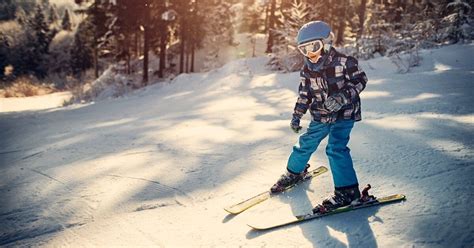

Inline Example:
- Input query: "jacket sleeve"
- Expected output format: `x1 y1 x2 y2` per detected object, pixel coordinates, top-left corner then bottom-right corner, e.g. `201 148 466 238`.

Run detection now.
341 56 368 104
293 71 313 119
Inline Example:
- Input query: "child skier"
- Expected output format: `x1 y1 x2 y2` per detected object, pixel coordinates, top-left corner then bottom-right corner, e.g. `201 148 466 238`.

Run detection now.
270 21 368 214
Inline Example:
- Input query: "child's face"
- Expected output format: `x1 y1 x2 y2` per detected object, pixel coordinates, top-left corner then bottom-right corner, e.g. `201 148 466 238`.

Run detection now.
307 49 322 63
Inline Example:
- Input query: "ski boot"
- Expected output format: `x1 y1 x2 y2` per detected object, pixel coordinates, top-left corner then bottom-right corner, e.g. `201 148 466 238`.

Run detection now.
270 164 310 193
312 184 362 214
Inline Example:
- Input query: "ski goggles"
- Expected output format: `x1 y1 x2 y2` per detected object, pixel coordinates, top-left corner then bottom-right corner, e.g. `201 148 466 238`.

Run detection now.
297 40 324 56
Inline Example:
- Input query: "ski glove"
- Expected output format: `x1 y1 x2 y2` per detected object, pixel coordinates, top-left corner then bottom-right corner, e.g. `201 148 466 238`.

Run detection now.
290 115 302 133
324 93 348 113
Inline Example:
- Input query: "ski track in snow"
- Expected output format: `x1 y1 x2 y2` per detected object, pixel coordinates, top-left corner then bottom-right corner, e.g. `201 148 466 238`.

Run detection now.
0 44 473 247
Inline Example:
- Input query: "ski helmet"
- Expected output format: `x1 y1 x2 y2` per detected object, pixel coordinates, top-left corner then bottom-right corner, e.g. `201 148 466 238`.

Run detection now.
296 21 334 70
297 21 334 53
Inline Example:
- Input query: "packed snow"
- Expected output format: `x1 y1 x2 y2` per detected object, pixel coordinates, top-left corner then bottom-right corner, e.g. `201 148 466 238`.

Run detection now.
0 92 71 113
0 44 473 247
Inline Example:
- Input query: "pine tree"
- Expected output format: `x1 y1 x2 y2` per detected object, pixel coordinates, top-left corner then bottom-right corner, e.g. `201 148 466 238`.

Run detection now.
240 0 264 59
240 0 263 33
32 4 51 49
142 0 151 83
47 30 74 80
0 0 16 21
201 0 234 71
0 32 10 79
70 21 94 79
15 0 36 16
332 0 349 46
74 0 112 78
276 0 310 50
414 0 443 45
25 4 54 78
152 0 173 77
359 1 396 57
268 0 310 71
357 0 368 40
187 0 205 73
441 0 473 43
48 5 59 25
108 1 131 74
173 0 191 74
313 0 335 26
61 9 72 31
40 0 50 9
387 4 419 55
265 0 277 53
15 7 28 26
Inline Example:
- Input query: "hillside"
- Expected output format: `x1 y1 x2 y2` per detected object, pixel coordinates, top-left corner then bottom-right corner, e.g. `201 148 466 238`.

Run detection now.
0 44 473 247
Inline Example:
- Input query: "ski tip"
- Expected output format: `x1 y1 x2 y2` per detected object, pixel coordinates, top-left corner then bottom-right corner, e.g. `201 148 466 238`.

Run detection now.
247 224 268 231
224 207 241 215
376 193 407 203
391 193 406 200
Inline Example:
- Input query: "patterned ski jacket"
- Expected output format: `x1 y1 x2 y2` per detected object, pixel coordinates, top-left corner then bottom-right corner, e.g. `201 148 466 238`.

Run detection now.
293 48 368 123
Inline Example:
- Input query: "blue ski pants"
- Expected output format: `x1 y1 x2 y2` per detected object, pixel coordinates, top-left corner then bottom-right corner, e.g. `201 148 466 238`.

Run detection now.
287 120 358 188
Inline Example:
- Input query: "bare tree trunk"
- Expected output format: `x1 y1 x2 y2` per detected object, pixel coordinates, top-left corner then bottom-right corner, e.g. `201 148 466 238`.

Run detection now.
93 42 99 78
356 0 367 54
126 45 131 75
191 41 195 72
158 30 166 78
127 55 130 75
142 1 150 84
265 0 276 53
252 37 256 57
179 8 186 74
358 0 367 39
92 0 99 79
93 23 99 78
335 0 347 46
134 32 138 57
264 4 269 33
143 27 149 84
179 36 185 73
396 0 408 26
190 0 197 73
185 49 189 73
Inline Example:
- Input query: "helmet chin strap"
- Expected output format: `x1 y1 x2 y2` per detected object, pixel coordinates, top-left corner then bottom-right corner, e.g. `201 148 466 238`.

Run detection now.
323 32 335 52
308 56 320 63
323 43 332 53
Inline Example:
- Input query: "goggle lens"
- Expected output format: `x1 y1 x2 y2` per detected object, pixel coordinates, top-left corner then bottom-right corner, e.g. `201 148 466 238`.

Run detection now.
298 40 323 56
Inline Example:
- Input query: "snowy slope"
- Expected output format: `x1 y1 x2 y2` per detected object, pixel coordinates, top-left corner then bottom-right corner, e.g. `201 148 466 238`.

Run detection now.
0 44 473 247
0 92 72 113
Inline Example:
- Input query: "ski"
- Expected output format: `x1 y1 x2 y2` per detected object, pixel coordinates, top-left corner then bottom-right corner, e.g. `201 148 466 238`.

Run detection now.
224 165 328 215
247 193 406 230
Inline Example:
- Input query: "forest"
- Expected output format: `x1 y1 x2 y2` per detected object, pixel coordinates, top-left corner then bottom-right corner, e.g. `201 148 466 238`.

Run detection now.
0 0 472 95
